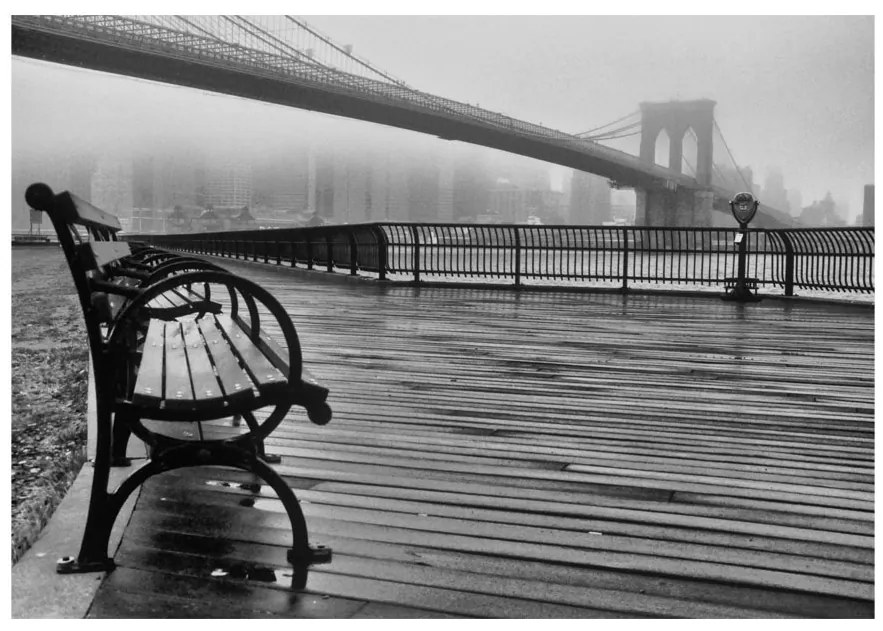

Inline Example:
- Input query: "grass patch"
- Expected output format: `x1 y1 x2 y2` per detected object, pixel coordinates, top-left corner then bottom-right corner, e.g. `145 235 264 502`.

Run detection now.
11 247 90 564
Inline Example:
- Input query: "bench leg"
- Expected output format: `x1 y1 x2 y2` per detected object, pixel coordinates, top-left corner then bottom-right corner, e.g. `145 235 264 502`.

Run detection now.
241 411 281 464
58 401 121 573
111 412 133 467
247 456 331 588
59 457 169 574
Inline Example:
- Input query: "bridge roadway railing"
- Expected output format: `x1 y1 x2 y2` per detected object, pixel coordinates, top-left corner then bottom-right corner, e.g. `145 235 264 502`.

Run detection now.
128 224 874 296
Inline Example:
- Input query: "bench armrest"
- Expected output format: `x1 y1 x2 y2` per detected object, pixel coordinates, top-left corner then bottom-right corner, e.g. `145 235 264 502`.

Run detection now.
108 270 304 382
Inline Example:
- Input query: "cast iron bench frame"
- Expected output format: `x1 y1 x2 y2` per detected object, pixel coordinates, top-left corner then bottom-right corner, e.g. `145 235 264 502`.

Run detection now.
26 183 333 589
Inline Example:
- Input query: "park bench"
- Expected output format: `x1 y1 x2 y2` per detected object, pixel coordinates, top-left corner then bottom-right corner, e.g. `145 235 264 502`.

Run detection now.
25 183 333 588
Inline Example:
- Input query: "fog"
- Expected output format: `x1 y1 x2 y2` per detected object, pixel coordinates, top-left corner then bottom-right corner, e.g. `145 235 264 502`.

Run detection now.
9 14 875 221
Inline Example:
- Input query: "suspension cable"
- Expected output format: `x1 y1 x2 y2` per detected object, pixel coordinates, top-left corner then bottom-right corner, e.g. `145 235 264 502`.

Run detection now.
284 16 410 87
575 110 640 137
713 119 751 190
582 120 641 140
590 130 642 142
223 16 317 64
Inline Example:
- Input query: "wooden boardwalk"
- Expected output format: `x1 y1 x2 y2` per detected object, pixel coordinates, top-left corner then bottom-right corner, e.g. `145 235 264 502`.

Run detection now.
89 261 874 618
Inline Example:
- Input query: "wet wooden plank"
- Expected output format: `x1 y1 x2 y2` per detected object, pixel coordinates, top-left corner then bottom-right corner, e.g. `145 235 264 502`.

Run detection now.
139 481 872 563
96 260 873 618
89 566 369 618
133 490 873 588
158 465 875 536
118 525 871 618
111 538 634 618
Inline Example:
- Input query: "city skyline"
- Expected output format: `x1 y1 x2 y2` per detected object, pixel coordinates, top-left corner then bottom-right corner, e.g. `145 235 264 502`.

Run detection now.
11 123 598 230
9 13 874 225
301 14 872 220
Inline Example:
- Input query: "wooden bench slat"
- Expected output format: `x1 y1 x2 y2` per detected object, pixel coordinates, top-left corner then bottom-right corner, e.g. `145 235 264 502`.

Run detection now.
145 286 221 320
197 317 255 406
131 319 166 406
163 289 198 309
215 315 288 395
146 293 176 311
54 190 123 230
180 320 227 408
82 241 133 269
163 323 196 409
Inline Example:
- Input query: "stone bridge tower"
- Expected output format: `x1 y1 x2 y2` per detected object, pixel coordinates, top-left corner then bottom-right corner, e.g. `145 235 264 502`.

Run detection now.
635 99 716 227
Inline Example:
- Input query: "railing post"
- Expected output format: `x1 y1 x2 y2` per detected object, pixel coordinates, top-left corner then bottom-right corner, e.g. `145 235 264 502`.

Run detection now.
780 230 795 297
621 227 629 292
306 234 313 270
326 231 334 273
349 231 358 276
373 224 388 281
275 240 281 265
411 225 421 283
513 227 522 287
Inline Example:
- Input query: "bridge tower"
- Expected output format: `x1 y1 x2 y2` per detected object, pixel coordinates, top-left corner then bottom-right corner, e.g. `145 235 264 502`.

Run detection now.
635 99 716 227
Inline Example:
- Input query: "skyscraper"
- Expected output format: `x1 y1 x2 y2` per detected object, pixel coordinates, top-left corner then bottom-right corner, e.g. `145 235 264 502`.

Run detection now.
567 170 612 224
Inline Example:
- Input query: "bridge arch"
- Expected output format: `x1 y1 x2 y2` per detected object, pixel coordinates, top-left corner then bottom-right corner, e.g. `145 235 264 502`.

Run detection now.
653 128 671 169
639 99 715 187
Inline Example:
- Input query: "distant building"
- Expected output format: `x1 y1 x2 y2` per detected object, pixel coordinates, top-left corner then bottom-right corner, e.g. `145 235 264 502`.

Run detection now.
330 150 371 224
787 189 804 219
489 179 525 223
205 154 252 208
567 170 611 224
250 146 311 215
407 152 454 223
760 167 790 215
862 185 874 227
452 149 493 222
91 151 134 217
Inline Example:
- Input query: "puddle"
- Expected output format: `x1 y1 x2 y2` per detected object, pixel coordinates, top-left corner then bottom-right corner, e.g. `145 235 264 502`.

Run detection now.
205 479 262 493
209 564 280 583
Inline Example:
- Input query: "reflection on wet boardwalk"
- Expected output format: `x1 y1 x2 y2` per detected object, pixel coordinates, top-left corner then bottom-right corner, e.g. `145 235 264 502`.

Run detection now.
91 261 874 618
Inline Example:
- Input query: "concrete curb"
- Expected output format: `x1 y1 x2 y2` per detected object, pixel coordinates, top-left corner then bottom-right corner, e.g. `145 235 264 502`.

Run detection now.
10 462 141 618
11 361 145 619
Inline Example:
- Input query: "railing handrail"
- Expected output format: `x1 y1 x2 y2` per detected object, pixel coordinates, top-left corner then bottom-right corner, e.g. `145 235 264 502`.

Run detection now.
126 223 875 296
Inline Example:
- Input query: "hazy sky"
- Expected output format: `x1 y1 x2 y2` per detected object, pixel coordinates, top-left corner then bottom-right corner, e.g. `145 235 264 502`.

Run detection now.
8 10 876 218
303 14 874 215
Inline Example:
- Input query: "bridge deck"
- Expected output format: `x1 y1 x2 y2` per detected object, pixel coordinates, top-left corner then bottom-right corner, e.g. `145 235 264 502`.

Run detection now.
90 262 874 618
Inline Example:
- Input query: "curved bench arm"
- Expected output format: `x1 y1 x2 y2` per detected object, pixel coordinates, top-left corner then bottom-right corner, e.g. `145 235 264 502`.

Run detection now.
107 270 303 383
143 258 229 285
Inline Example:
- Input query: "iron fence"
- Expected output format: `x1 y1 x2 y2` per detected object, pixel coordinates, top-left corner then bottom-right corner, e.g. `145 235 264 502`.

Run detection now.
128 223 874 296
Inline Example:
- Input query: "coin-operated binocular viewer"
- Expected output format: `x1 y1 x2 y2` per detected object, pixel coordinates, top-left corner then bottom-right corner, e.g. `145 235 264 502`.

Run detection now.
722 192 762 302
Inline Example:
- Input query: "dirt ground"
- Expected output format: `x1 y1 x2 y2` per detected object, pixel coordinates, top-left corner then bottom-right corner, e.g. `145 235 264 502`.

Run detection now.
11 245 89 563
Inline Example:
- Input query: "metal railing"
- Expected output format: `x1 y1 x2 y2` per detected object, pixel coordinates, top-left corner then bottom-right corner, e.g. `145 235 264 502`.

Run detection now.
129 224 874 296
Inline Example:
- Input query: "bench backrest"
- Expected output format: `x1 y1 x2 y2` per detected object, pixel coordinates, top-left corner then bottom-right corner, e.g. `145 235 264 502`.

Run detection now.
25 183 135 366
